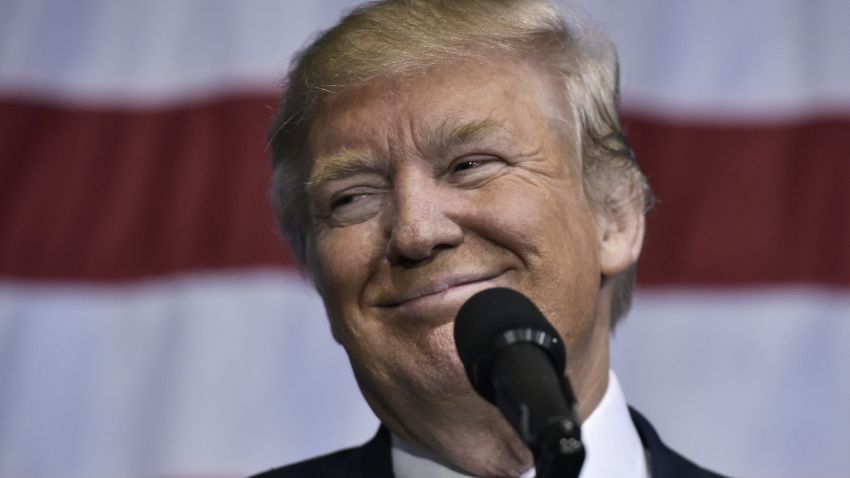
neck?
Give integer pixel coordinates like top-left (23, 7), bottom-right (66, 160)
top-left (367, 381), bottom-right (533, 476)
top-left (570, 303), bottom-right (611, 422)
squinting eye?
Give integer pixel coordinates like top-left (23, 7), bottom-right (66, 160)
top-left (449, 156), bottom-right (507, 178)
top-left (452, 159), bottom-right (485, 173)
top-left (331, 192), bottom-right (368, 210)
top-left (325, 189), bottom-right (384, 226)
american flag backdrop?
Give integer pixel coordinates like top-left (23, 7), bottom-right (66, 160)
top-left (1, 1), bottom-right (848, 477)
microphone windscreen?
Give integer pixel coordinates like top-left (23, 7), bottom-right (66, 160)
top-left (454, 287), bottom-right (563, 396)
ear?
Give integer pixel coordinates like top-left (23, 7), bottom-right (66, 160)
top-left (595, 192), bottom-right (645, 278)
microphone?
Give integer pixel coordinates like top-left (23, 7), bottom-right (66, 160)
top-left (454, 287), bottom-right (585, 478)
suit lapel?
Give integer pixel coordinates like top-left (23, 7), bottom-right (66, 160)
top-left (351, 426), bottom-right (395, 477)
top-left (629, 408), bottom-right (729, 478)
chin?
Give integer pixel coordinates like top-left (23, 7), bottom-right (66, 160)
top-left (389, 329), bottom-right (476, 407)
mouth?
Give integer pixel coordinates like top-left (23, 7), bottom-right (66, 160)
top-left (378, 271), bottom-right (508, 312)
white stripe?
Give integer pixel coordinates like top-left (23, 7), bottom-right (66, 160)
top-left (0, 0), bottom-right (362, 106)
top-left (583, 0), bottom-right (850, 119)
top-left (2, 0), bottom-right (849, 116)
top-left (0, 271), bottom-right (377, 478)
top-left (1, 279), bottom-right (848, 477)
top-left (613, 287), bottom-right (850, 478)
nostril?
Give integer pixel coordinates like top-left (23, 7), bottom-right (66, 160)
top-left (388, 243), bottom-right (456, 268)
top-left (385, 218), bottom-right (463, 265)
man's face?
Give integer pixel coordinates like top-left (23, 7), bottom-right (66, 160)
top-left (306, 59), bottom-right (617, 430)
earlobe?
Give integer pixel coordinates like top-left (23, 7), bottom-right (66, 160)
top-left (597, 202), bottom-right (645, 277)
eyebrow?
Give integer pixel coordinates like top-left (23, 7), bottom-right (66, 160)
top-left (306, 148), bottom-right (379, 194)
top-left (306, 118), bottom-right (508, 193)
top-left (433, 118), bottom-right (506, 150)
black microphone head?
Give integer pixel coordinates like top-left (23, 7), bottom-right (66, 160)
top-left (454, 287), bottom-right (566, 402)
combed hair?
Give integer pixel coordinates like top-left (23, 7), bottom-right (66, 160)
top-left (268, 0), bottom-right (654, 327)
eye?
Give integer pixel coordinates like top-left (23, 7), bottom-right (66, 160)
top-left (451, 158), bottom-right (487, 173)
top-left (325, 188), bottom-right (385, 226)
top-left (448, 155), bottom-right (505, 178)
top-left (331, 192), bottom-right (369, 209)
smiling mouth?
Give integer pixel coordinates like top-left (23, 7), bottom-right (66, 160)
top-left (381, 272), bottom-right (506, 309)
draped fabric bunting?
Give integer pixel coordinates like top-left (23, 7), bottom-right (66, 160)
top-left (1, 1), bottom-right (848, 477)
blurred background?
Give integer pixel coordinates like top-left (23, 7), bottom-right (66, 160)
top-left (1, 1), bottom-right (848, 477)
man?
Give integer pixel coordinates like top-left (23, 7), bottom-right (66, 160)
top-left (255, 0), bottom-right (727, 476)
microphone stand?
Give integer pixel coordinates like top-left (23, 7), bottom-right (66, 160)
top-left (489, 341), bottom-right (586, 478)
top-left (533, 394), bottom-right (585, 478)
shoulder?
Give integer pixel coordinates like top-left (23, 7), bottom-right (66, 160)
top-left (629, 408), bottom-right (732, 478)
top-left (248, 428), bottom-right (393, 478)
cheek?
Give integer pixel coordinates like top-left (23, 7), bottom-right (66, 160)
top-left (531, 190), bottom-right (601, 293)
top-left (471, 179), bottom-right (602, 332)
top-left (472, 178), bottom-right (599, 264)
top-left (313, 225), bottom-right (383, 313)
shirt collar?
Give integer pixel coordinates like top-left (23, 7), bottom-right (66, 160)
top-left (390, 370), bottom-right (648, 478)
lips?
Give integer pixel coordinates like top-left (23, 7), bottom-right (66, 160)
top-left (376, 271), bottom-right (506, 308)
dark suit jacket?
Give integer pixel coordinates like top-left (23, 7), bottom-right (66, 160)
top-left (251, 408), bottom-right (729, 477)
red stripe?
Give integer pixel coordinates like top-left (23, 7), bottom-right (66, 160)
top-left (1, 98), bottom-right (848, 284)
top-left (0, 96), bottom-right (294, 280)
top-left (627, 114), bottom-right (850, 286)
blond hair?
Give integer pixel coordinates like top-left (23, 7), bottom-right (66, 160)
top-left (268, 0), bottom-right (653, 326)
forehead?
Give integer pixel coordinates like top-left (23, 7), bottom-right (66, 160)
top-left (306, 58), bottom-right (567, 161)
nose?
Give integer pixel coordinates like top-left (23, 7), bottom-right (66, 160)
top-left (385, 173), bottom-right (463, 265)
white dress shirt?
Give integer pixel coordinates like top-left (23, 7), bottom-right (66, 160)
top-left (391, 370), bottom-right (649, 478)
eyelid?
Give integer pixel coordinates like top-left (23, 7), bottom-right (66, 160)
top-left (319, 184), bottom-right (387, 226)
top-left (312, 173), bottom-right (385, 202)
top-left (330, 186), bottom-right (377, 208)
top-left (448, 154), bottom-right (504, 173)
